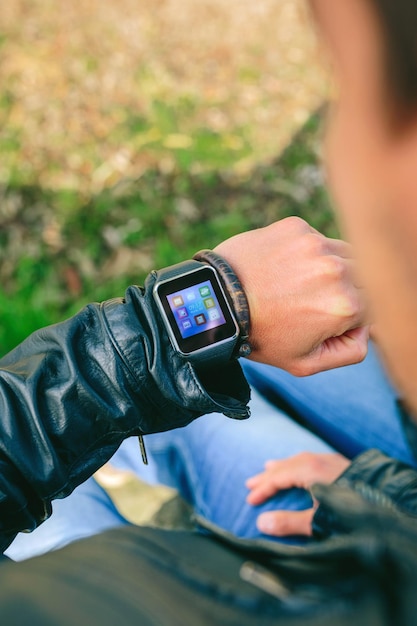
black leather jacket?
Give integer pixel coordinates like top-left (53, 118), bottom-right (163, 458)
top-left (313, 448), bottom-right (417, 538)
top-left (0, 272), bottom-right (250, 552)
top-left (2, 261), bottom-right (416, 557)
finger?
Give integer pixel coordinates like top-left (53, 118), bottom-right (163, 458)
top-left (257, 509), bottom-right (315, 537)
top-left (310, 259), bottom-right (368, 326)
top-left (325, 237), bottom-right (353, 259)
top-left (301, 325), bottom-right (369, 375)
top-left (245, 474), bottom-right (264, 489)
top-left (334, 257), bottom-right (364, 289)
top-left (306, 230), bottom-right (353, 260)
top-left (246, 457), bottom-right (314, 505)
top-left (245, 460), bottom-right (280, 488)
top-left (332, 324), bottom-right (370, 359)
top-left (246, 479), bottom-right (283, 505)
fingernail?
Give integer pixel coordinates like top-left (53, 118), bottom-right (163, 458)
top-left (257, 513), bottom-right (275, 534)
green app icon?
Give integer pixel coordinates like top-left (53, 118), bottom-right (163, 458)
top-left (199, 285), bottom-right (211, 298)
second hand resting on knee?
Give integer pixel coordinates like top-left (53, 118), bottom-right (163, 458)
top-left (246, 452), bottom-right (350, 536)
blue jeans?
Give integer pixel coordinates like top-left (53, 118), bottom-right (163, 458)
top-left (6, 343), bottom-right (415, 560)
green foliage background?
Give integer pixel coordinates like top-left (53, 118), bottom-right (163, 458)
top-left (0, 111), bottom-right (336, 356)
top-left (0, 1), bottom-right (333, 357)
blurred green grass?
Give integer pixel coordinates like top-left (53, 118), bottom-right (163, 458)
top-left (0, 0), bottom-right (333, 356)
top-left (0, 110), bottom-right (335, 356)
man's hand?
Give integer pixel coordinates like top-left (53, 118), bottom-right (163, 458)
top-left (215, 216), bottom-right (369, 375)
top-left (245, 452), bottom-right (350, 536)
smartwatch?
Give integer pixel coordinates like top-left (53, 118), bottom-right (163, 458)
top-left (153, 260), bottom-right (240, 367)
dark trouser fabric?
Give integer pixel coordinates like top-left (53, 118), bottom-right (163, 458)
top-left (0, 523), bottom-right (394, 626)
top-left (0, 526), bottom-right (283, 626)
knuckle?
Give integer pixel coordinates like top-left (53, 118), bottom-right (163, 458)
top-left (279, 215), bottom-right (310, 236)
top-left (308, 456), bottom-right (326, 475)
top-left (306, 231), bottom-right (328, 256)
top-left (295, 451), bottom-right (311, 463)
top-left (322, 254), bottom-right (346, 279)
top-left (285, 215), bottom-right (308, 230)
top-left (295, 452), bottom-right (322, 474)
top-left (330, 291), bottom-right (361, 321)
top-left (341, 292), bottom-right (361, 318)
top-left (294, 451), bottom-right (314, 467)
top-left (339, 294), bottom-right (356, 317)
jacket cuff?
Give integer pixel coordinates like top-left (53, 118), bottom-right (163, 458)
top-left (102, 276), bottom-right (251, 435)
top-left (312, 449), bottom-right (417, 539)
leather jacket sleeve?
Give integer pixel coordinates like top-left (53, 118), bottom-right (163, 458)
top-left (312, 449), bottom-right (417, 538)
top-left (0, 272), bottom-right (250, 551)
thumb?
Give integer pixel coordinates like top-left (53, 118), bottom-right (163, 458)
top-left (257, 508), bottom-right (314, 537)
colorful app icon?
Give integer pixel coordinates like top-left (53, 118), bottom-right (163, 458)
top-left (199, 285), bottom-right (211, 298)
top-left (186, 291), bottom-right (196, 301)
top-left (208, 308), bottom-right (221, 321)
top-left (203, 297), bottom-right (215, 309)
top-left (194, 313), bottom-right (207, 326)
top-left (172, 295), bottom-right (184, 308)
top-left (181, 319), bottom-right (192, 331)
top-left (177, 307), bottom-right (188, 319)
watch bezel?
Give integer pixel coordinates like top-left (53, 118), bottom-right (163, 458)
top-left (153, 265), bottom-right (239, 358)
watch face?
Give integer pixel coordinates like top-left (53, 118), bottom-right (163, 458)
top-left (155, 266), bottom-right (238, 355)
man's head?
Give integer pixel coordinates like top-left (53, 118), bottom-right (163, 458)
top-left (310, 0), bottom-right (417, 416)
top-left (367, 0), bottom-right (417, 119)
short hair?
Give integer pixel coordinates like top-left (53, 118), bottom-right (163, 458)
top-left (371, 0), bottom-right (417, 119)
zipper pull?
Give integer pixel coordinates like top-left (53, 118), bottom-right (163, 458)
top-left (138, 434), bottom-right (148, 464)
